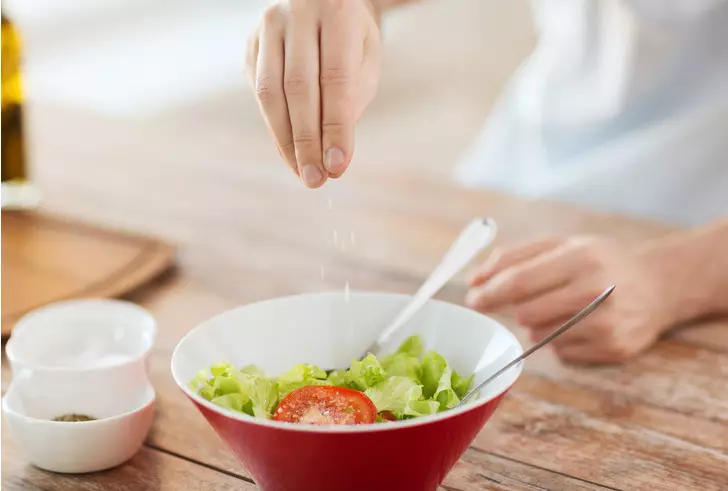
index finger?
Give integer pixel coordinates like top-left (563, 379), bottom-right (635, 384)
top-left (319, 11), bottom-right (362, 177)
top-left (465, 245), bottom-right (582, 312)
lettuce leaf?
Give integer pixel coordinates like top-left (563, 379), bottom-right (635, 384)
top-left (395, 335), bottom-right (424, 357)
top-left (276, 363), bottom-right (328, 398)
top-left (194, 364), bottom-right (278, 419)
top-left (433, 365), bottom-right (460, 410)
top-left (364, 376), bottom-right (423, 418)
top-left (381, 353), bottom-right (420, 381)
top-left (346, 353), bottom-right (387, 391)
top-left (452, 370), bottom-right (474, 399)
top-left (403, 399), bottom-right (441, 417)
top-left (420, 350), bottom-right (448, 399)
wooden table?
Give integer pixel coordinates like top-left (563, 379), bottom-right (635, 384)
top-left (3, 76), bottom-right (728, 489)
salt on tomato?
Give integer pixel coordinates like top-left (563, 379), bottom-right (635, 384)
top-left (273, 385), bottom-right (377, 425)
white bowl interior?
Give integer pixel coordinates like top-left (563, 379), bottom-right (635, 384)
top-left (7, 299), bottom-right (156, 369)
top-left (3, 374), bottom-right (155, 422)
top-left (173, 292), bottom-right (523, 409)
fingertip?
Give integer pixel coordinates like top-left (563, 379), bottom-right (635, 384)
top-left (464, 289), bottom-right (482, 311)
top-left (324, 146), bottom-right (347, 175)
top-left (300, 164), bottom-right (327, 188)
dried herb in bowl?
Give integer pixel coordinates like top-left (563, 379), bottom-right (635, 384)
top-left (53, 414), bottom-right (96, 422)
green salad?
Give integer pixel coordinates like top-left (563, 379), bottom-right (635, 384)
top-left (190, 335), bottom-right (474, 424)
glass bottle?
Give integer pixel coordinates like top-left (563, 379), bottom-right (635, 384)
top-left (2, 12), bottom-right (38, 209)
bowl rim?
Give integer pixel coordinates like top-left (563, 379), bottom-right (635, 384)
top-left (171, 291), bottom-right (523, 434)
top-left (1, 381), bottom-right (157, 426)
top-left (6, 298), bottom-right (157, 373)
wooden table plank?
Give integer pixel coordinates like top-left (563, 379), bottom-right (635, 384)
top-left (521, 339), bottom-right (728, 425)
top-left (444, 449), bottom-right (612, 491)
top-left (478, 393), bottom-right (728, 491)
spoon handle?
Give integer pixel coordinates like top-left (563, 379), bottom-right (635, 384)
top-left (459, 284), bottom-right (616, 406)
top-left (367, 218), bottom-right (497, 354)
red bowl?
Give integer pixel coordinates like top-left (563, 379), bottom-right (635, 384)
top-left (172, 292), bottom-right (522, 491)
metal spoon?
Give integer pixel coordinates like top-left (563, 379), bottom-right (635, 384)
top-left (458, 284), bottom-right (616, 406)
top-left (328, 218), bottom-right (497, 372)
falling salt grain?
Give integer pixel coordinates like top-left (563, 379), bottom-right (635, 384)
top-left (344, 281), bottom-right (351, 303)
top-left (320, 267), bottom-right (326, 280)
top-left (333, 229), bottom-right (339, 244)
top-left (349, 231), bottom-right (356, 245)
top-left (327, 198), bottom-right (333, 210)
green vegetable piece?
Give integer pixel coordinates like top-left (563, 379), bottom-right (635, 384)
top-left (213, 376), bottom-right (241, 397)
top-left (239, 365), bottom-right (265, 376)
top-left (346, 353), bottom-right (386, 391)
top-left (433, 365), bottom-right (460, 410)
top-left (452, 370), bottom-right (474, 399)
top-left (276, 363), bottom-right (328, 398)
top-left (381, 353), bottom-right (420, 381)
top-left (403, 400), bottom-right (440, 417)
top-left (364, 376), bottom-right (423, 418)
top-left (211, 393), bottom-right (246, 412)
top-left (326, 369), bottom-right (349, 387)
top-left (420, 350), bottom-right (448, 399)
top-left (210, 362), bottom-right (234, 377)
top-left (395, 335), bottom-right (424, 357)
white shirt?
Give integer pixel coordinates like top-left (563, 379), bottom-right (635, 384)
top-left (455, 0), bottom-right (728, 226)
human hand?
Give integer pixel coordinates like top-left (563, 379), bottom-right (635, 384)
top-left (245, 0), bottom-right (382, 188)
top-left (465, 236), bottom-right (676, 364)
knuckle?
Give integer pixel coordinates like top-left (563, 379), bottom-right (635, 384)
top-left (283, 74), bottom-right (311, 96)
top-left (321, 119), bottom-right (347, 136)
top-left (573, 240), bottom-right (608, 269)
top-left (292, 130), bottom-right (319, 147)
top-left (255, 78), bottom-right (278, 104)
top-left (504, 272), bottom-right (527, 297)
top-left (320, 68), bottom-right (353, 87)
top-left (261, 6), bottom-right (283, 26)
top-left (279, 140), bottom-right (296, 152)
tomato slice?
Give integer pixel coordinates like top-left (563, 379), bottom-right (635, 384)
top-left (273, 385), bottom-right (377, 425)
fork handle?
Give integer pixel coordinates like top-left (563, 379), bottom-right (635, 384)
top-left (369, 218), bottom-right (497, 353)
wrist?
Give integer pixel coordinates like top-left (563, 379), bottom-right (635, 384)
top-left (638, 224), bottom-right (728, 326)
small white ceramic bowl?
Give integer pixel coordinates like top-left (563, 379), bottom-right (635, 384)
top-left (6, 298), bottom-right (156, 379)
top-left (2, 378), bottom-right (156, 473)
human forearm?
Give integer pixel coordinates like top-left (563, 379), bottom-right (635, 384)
top-left (641, 217), bottom-right (728, 325)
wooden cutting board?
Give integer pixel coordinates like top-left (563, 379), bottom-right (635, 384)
top-left (1, 211), bottom-right (175, 336)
